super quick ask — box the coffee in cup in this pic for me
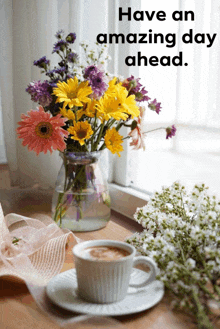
[73,240,157,304]
[80,245,130,261]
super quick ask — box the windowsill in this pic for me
[111,209,143,233]
[109,183,150,220]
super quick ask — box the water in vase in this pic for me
[52,188,111,231]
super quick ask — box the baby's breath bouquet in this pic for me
[17,30,176,230]
[127,182,220,329]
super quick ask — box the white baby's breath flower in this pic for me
[157,213,168,225]
[207,260,216,272]
[148,250,159,259]
[142,204,155,216]
[207,211,217,220]
[147,220,157,230]
[127,182,220,328]
[215,257,220,265]
[204,246,213,256]
[164,229,175,239]
[190,225,201,239]
[192,271,201,280]
[167,261,176,270]
[164,244,176,254]
[159,273,168,283]
[214,204,220,212]
[186,258,196,269]
[177,280,191,291]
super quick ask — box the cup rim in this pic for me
[72,239,136,263]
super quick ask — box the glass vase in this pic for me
[52,151,111,231]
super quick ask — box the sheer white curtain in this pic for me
[0,0,109,188]
[126,0,220,197]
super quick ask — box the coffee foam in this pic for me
[80,246,130,261]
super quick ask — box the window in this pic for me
[110,0,220,218]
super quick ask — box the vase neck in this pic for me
[61,151,103,165]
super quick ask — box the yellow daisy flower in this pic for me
[117,92,140,119]
[60,104,85,121]
[104,77,122,98]
[68,121,93,146]
[96,97,128,122]
[60,106,75,121]
[104,127,124,157]
[53,77,93,108]
[98,79,139,120]
[84,99,98,118]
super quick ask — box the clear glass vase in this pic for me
[52,151,111,231]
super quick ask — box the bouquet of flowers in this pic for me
[17,30,176,227]
[127,182,220,329]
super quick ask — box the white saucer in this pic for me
[46,268,164,316]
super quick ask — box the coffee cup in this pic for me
[72,239,157,304]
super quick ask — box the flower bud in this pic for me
[135,92,143,101]
[131,120,138,130]
[66,33,76,44]
[129,79,137,88]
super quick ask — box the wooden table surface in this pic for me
[0,203,204,329]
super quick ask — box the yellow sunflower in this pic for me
[53,77,93,108]
[96,97,128,122]
[104,127,124,157]
[68,121,93,145]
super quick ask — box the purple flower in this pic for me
[67,52,78,63]
[66,32,76,44]
[33,56,50,68]
[148,99,162,114]
[83,65,98,79]
[26,80,52,107]
[166,125,177,139]
[55,30,64,39]
[38,94,53,107]
[136,87,150,102]
[52,40,67,53]
[83,65,108,97]
[46,69,55,77]
[87,71,108,97]
[48,80,59,88]
[122,76,150,102]
[54,67,66,74]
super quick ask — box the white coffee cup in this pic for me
[72,239,157,304]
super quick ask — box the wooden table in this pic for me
[0,205,203,329]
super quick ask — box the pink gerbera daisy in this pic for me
[17,106,68,155]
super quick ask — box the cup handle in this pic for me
[129,256,157,288]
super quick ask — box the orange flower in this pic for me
[17,106,68,155]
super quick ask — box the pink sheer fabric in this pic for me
[0,204,76,285]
